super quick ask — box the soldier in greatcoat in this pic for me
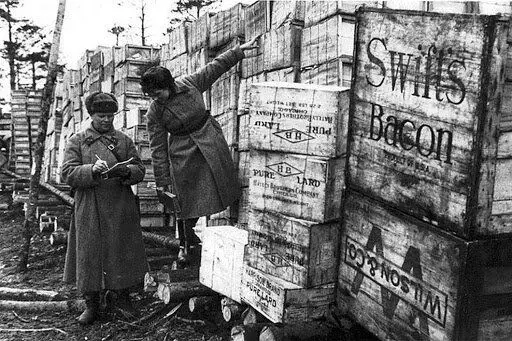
[140,37,258,266]
[61,92,148,324]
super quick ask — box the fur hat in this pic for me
[85,92,118,114]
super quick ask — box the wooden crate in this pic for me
[131,180,157,197]
[241,35,265,78]
[244,0,270,40]
[237,149,250,187]
[213,110,237,147]
[161,54,188,79]
[265,67,298,83]
[241,265,335,324]
[114,78,144,97]
[210,71,240,117]
[188,48,211,74]
[238,73,266,113]
[477,2,512,15]
[249,82,349,157]
[140,214,166,228]
[248,150,345,222]
[116,94,151,111]
[270,0,305,28]
[245,209,339,287]
[348,8,511,238]
[300,57,352,88]
[167,22,188,60]
[199,225,248,303]
[187,13,210,52]
[338,190,512,341]
[139,197,164,215]
[304,1,379,27]
[209,3,245,49]
[126,108,148,130]
[114,60,149,82]
[263,23,301,72]
[113,44,156,66]
[301,14,355,68]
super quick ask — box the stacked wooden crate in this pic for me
[299,1,366,87]
[337,8,512,341]
[240,81,349,323]
[204,3,246,227]
[113,44,164,228]
[10,89,42,176]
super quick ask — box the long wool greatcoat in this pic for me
[147,46,244,219]
[61,125,148,294]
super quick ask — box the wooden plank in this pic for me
[338,190,512,341]
[245,209,339,287]
[348,8,509,237]
[188,48,211,75]
[240,265,334,324]
[248,150,345,222]
[264,67,297,83]
[249,82,349,157]
[199,225,248,303]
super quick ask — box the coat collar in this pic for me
[84,124,118,145]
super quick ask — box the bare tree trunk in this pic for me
[7,2,16,90]
[18,0,67,272]
[140,1,146,45]
[31,60,36,89]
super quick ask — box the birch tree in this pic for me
[18,0,66,271]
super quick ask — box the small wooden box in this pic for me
[199,225,248,303]
[241,265,335,324]
[113,44,155,66]
[338,190,512,341]
[249,82,350,157]
[245,209,339,287]
[349,8,512,238]
[248,150,345,222]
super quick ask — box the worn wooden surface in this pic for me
[162,53,188,79]
[270,0,305,28]
[348,8,509,237]
[263,23,302,72]
[248,150,345,222]
[245,209,339,287]
[199,225,248,303]
[209,3,245,49]
[300,57,353,88]
[249,82,349,157]
[338,190,512,341]
[240,265,335,324]
[187,14,209,53]
[301,14,355,68]
[167,22,188,60]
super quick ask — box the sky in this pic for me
[0,0,246,102]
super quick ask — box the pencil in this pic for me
[95,154,102,161]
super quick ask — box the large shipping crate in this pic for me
[303,1,380,27]
[241,265,335,324]
[244,0,270,39]
[187,13,210,52]
[348,8,511,238]
[249,82,349,157]
[245,209,339,287]
[199,225,248,303]
[338,190,512,341]
[167,22,188,60]
[209,4,245,49]
[248,149,345,222]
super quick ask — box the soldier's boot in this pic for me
[77,291,100,325]
[115,289,139,320]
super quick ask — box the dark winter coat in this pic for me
[147,46,244,219]
[61,125,148,294]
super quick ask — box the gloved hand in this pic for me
[107,164,131,179]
